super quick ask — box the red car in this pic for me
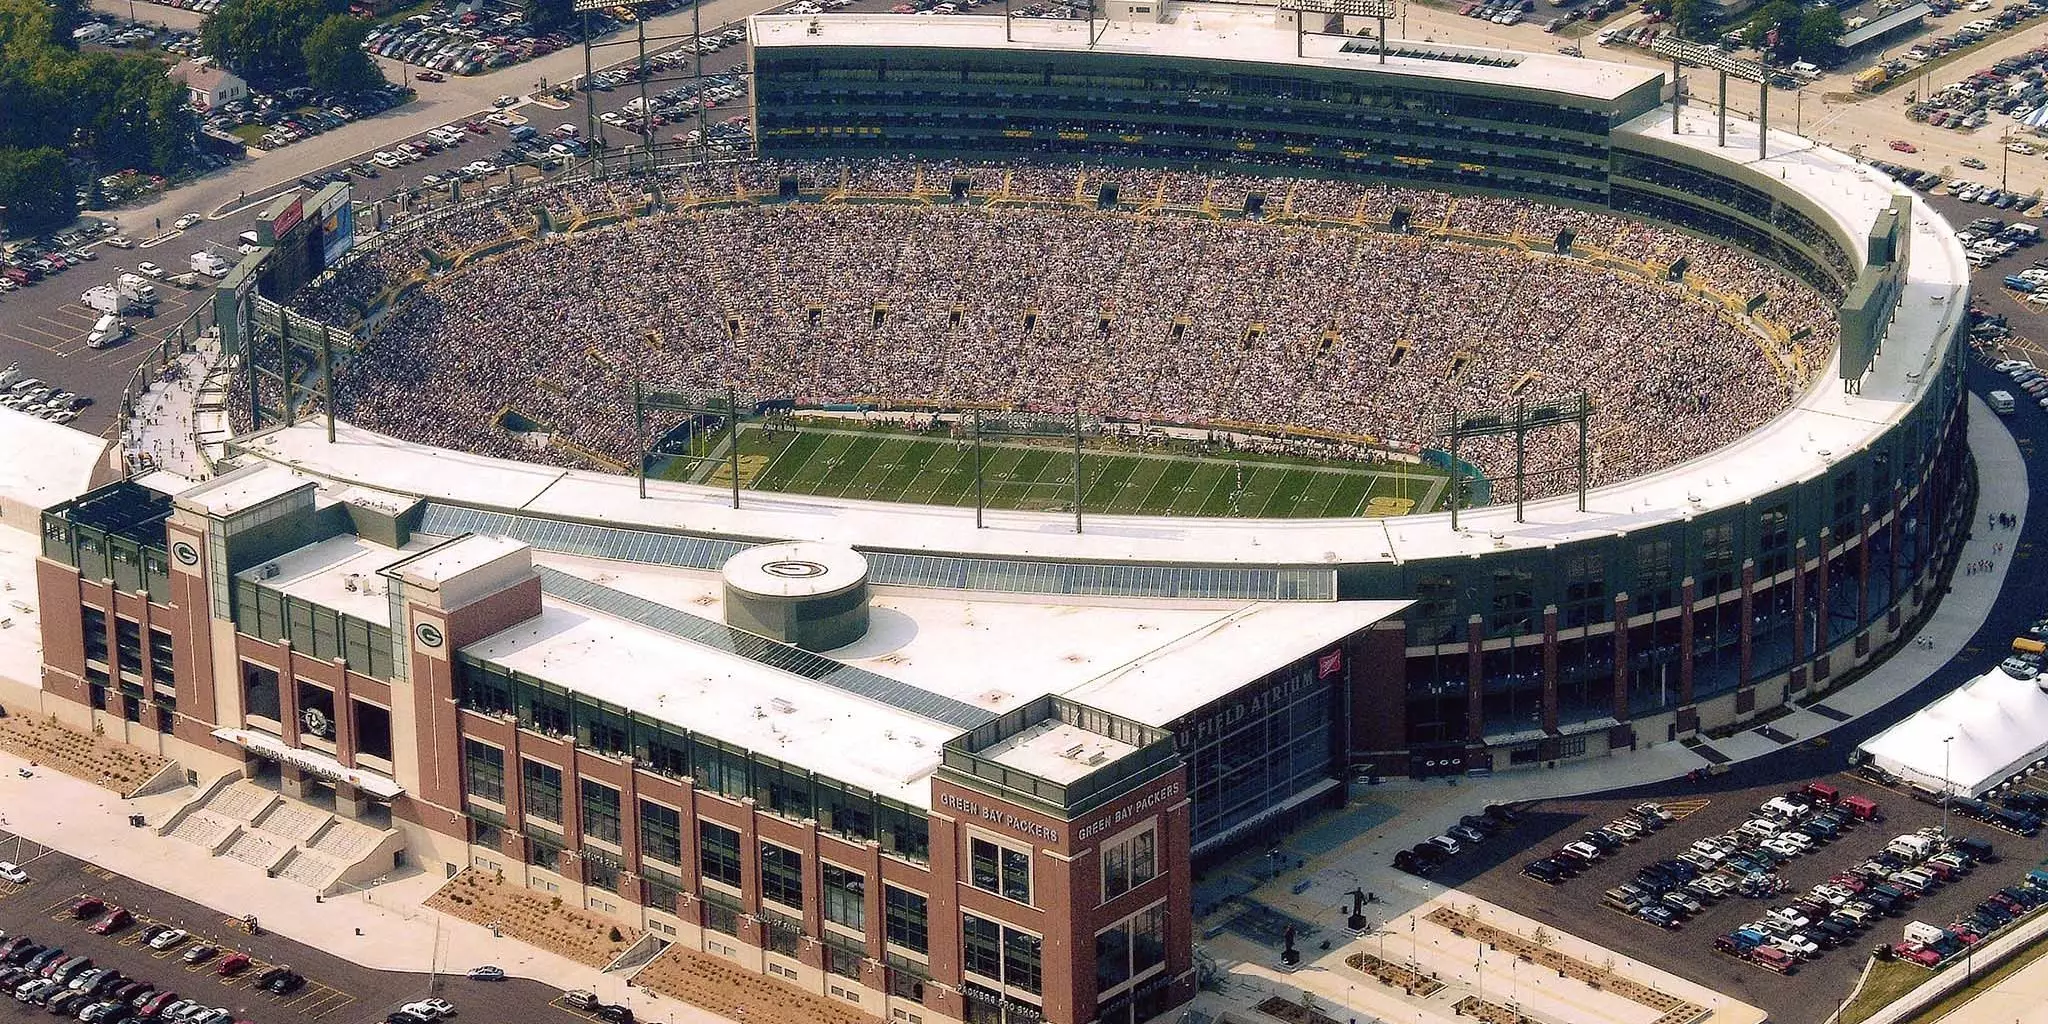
[139,992,178,1018]
[70,897,105,920]
[1889,139,1918,153]
[90,907,132,934]
[217,953,252,976]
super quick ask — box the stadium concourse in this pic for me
[272,161,1842,502]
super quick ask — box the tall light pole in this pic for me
[2001,126,2011,192]
[1942,735,1954,835]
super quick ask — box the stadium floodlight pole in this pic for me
[1757,81,1768,160]
[1576,401,1589,512]
[1671,58,1682,135]
[1446,407,1461,533]
[1513,398,1526,524]
[974,410,985,530]
[322,326,334,444]
[634,379,647,499]
[1073,401,1084,535]
[729,384,741,510]
[636,15,653,171]
[1718,69,1728,148]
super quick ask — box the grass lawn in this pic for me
[230,124,268,145]
[1841,959,1934,1024]
[660,419,1446,518]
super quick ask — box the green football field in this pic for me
[666,422,1446,518]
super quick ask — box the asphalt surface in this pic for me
[1443,775,2048,1024]
[0,828,580,1024]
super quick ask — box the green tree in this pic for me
[202,0,340,90]
[303,14,383,95]
[44,0,82,47]
[1740,0,1797,50]
[526,0,572,33]
[1670,0,1711,40]
[1789,6,1842,62]
[0,146,76,236]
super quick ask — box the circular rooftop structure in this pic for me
[722,541,871,651]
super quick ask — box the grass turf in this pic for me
[677,421,1443,518]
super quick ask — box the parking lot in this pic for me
[0,830,573,1024]
[1419,773,2048,1024]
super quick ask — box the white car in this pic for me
[0,862,26,884]
[372,152,400,168]
[1759,836,1805,859]
[402,998,457,1019]
[485,112,515,127]
[105,236,133,249]
[148,928,189,950]
[137,261,164,278]
[174,214,202,230]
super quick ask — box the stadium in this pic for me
[27,6,1973,1024]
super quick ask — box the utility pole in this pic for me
[973,410,985,529]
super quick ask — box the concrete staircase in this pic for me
[159,775,406,895]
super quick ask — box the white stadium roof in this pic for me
[1859,667,2048,798]
[750,6,1663,102]
[0,407,109,524]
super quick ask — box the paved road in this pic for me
[0,829,579,1024]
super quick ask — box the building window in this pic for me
[147,628,175,685]
[521,759,563,824]
[115,618,142,675]
[824,931,863,979]
[699,821,743,888]
[463,742,508,803]
[969,836,1032,905]
[1096,903,1168,995]
[760,842,804,909]
[639,800,682,866]
[585,854,620,893]
[241,661,281,722]
[1101,826,1158,902]
[353,701,392,760]
[154,696,176,735]
[888,956,930,1002]
[644,870,683,913]
[823,863,865,931]
[963,915,1041,996]
[962,914,1003,981]
[82,607,107,664]
[702,888,741,936]
[527,832,562,872]
[581,779,621,846]
[296,680,336,741]
[885,885,928,955]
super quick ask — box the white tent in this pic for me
[1859,667,2048,798]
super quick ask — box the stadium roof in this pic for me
[0,407,110,521]
[748,6,1663,103]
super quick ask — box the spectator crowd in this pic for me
[277,159,1841,501]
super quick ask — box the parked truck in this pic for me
[190,251,230,278]
[80,284,141,315]
[1854,66,1890,92]
[116,274,158,306]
